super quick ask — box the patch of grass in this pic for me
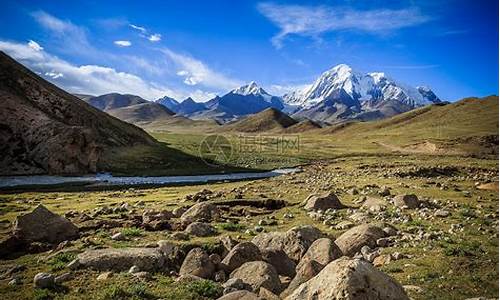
[217,222,245,232]
[458,206,477,218]
[33,289,54,300]
[99,285,131,300]
[47,252,76,271]
[440,239,484,257]
[161,280,222,300]
[121,227,143,237]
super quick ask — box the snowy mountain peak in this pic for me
[284,64,440,110]
[232,81,270,97]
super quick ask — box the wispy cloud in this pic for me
[257,3,430,48]
[31,10,93,54]
[129,24,147,33]
[148,34,161,42]
[129,23,162,43]
[0,40,180,100]
[28,40,43,51]
[114,40,132,47]
[161,48,242,91]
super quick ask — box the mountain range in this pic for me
[153,64,440,124]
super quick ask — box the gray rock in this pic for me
[393,194,420,209]
[304,192,345,211]
[221,242,262,273]
[77,247,165,272]
[180,203,220,225]
[261,248,296,278]
[33,272,55,289]
[296,238,342,271]
[252,225,323,262]
[14,205,79,244]
[285,257,409,300]
[185,222,216,237]
[230,261,282,294]
[218,290,259,300]
[54,272,72,284]
[335,224,386,256]
[179,248,215,279]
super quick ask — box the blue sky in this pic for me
[0,0,497,101]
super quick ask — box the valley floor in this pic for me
[0,151,498,299]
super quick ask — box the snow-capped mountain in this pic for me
[285,64,440,123]
[285,64,439,108]
[188,82,285,122]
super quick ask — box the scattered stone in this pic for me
[33,272,55,289]
[77,247,165,272]
[434,209,450,217]
[230,261,282,294]
[179,248,215,279]
[285,257,409,300]
[362,197,387,212]
[128,265,140,274]
[219,235,239,257]
[403,285,424,294]
[180,203,220,225]
[373,254,392,267]
[393,194,420,209]
[142,210,172,231]
[111,232,125,241]
[304,192,345,211]
[221,242,262,273]
[335,224,386,256]
[14,205,79,244]
[185,222,216,237]
[97,271,113,281]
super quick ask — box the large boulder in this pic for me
[296,238,342,271]
[335,224,386,256]
[230,261,282,295]
[185,222,216,237]
[13,205,79,244]
[252,225,323,262]
[285,257,409,300]
[281,260,324,298]
[283,238,342,296]
[303,192,345,211]
[221,242,262,273]
[180,203,220,225]
[76,247,165,272]
[179,248,215,279]
[261,248,296,278]
[217,290,260,300]
[393,194,420,209]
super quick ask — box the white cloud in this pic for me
[45,71,64,79]
[28,40,43,51]
[257,3,430,48]
[129,24,147,33]
[161,48,242,91]
[0,40,181,100]
[114,40,132,47]
[31,11,94,55]
[148,34,161,42]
